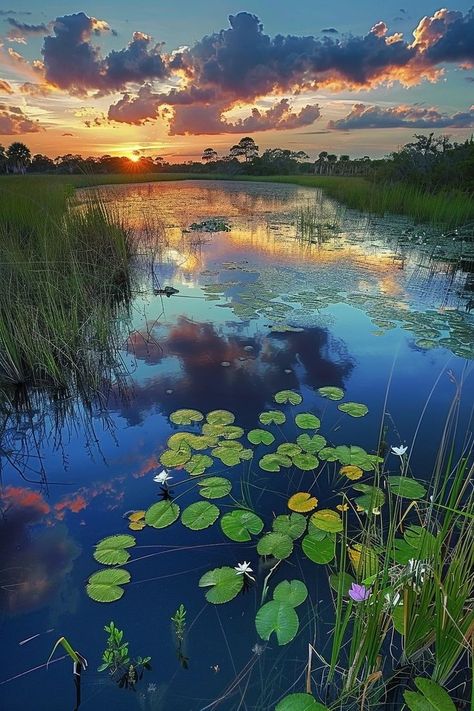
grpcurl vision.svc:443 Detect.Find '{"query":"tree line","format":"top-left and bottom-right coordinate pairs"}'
top-left (1, 134), bottom-right (473, 192)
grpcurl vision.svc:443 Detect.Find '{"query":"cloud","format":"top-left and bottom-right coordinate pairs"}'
top-left (0, 78), bottom-right (14, 94)
top-left (321, 28), bottom-right (339, 34)
top-left (329, 102), bottom-right (474, 129)
top-left (6, 18), bottom-right (51, 43)
top-left (19, 81), bottom-right (53, 96)
top-left (0, 10), bottom-right (32, 16)
top-left (0, 103), bottom-right (44, 134)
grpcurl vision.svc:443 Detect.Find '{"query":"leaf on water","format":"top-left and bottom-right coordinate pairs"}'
top-left (352, 484), bottom-right (385, 512)
top-left (160, 446), bottom-right (191, 468)
top-left (310, 509), bottom-right (343, 533)
top-left (181, 501), bottom-right (220, 530)
top-left (295, 413), bottom-right (321, 430)
top-left (338, 402), bottom-right (369, 418)
top-left (276, 693), bottom-right (329, 710)
top-left (255, 600), bottom-right (299, 645)
top-left (317, 386), bottom-right (344, 401)
top-left (404, 678), bottom-right (457, 711)
top-left (169, 409), bottom-right (204, 425)
top-left (198, 477), bottom-right (232, 499)
top-left (335, 445), bottom-right (382, 471)
top-left (257, 532), bottom-right (293, 559)
top-left (339, 465), bottom-right (363, 480)
top-left (293, 452), bottom-right (319, 471)
top-left (168, 432), bottom-right (216, 451)
top-left (220, 510), bottom-right (264, 542)
top-left (93, 535), bottom-right (136, 566)
top-left (128, 511), bottom-right (145, 522)
top-left (247, 429), bottom-right (275, 446)
top-left (202, 423), bottom-right (244, 440)
top-left (129, 521), bottom-right (146, 531)
top-left (206, 410), bottom-right (235, 425)
top-left (388, 476), bottom-right (427, 500)
top-left (259, 453), bottom-right (292, 472)
top-left (302, 534), bottom-right (335, 564)
top-left (272, 513), bottom-right (307, 540)
top-left (329, 572), bottom-right (355, 596)
top-left (86, 568), bottom-right (131, 603)
top-left (199, 566), bottom-right (244, 604)
top-left (259, 410), bottom-right (286, 425)
top-left (274, 390), bottom-right (303, 405)
top-left (184, 454), bottom-right (213, 475)
top-left (296, 434), bottom-right (327, 454)
top-left (277, 443), bottom-right (302, 457)
top-left (273, 579), bottom-right (308, 607)
top-left (212, 446), bottom-right (252, 466)
top-left (318, 447), bottom-right (339, 462)
top-left (145, 501), bottom-right (180, 529)
top-left (348, 543), bottom-right (379, 577)
top-left (392, 525), bottom-right (436, 565)
top-left (288, 492), bottom-right (318, 513)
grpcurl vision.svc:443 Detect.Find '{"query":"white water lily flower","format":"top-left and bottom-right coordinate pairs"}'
top-left (153, 470), bottom-right (172, 485)
top-left (234, 561), bottom-right (255, 580)
top-left (391, 445), bottom-right (408, 457)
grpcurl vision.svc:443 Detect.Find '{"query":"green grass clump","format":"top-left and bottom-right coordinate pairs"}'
top-left (0, 178), bottom-right (133, 390)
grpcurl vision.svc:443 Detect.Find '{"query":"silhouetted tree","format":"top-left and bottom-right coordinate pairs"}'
top-left (6, 142), bottom-right (31, 174)
top-left (202, 147), bottom-right (218, 162)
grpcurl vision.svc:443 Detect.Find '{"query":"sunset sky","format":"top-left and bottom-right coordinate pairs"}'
top-left (0, 1), bottom-right (473, 161)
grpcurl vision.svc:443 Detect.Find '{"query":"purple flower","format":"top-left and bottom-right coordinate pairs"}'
top-left (348, 583), bottom-right (371, 602)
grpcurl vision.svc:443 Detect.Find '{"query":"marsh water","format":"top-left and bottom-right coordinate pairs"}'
top-left (1, 181), bottom-right (473, 710)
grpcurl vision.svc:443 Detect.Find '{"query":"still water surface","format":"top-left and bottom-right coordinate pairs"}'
top-left (0, 181), bottom-right (472, 709)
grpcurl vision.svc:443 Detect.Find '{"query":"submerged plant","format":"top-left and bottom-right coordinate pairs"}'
top-left (98, 622), bottom-right (151, 690)
top-left (47, 636), bottom-right (88, 711)
top-left (171, 604), bottom-right (189, 669)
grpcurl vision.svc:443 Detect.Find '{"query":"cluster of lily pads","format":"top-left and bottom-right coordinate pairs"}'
top-left (186, 218), bottom-right (231, 233)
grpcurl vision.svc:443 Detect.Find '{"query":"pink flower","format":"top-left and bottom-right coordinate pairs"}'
top-left (348, 583), bottom-right (371, 602)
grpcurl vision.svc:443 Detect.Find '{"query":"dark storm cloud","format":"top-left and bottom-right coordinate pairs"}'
top-left (6, 18), bottom-right (50, 33)
top-left (329, 103), bottom-right (474, 130)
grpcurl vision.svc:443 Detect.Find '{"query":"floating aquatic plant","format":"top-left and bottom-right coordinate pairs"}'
top-left (255, 579), bottom-right (308, 646)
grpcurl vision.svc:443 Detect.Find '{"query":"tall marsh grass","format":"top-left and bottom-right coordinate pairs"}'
top-left (0, 178), bottom-right (133, 391)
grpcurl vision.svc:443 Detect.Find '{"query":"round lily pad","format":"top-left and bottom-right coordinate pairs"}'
top-left (288, 492), bottom-right (318, 513)
top-left (318, 386), bottom-right (344, 401)
top-left (296, 434), bottom-right (327, 453)
top-left (220, 510), bottom-right (264, 541)
top-left (293, 453), bottom-right (319, 471)
top-left (302, 534), bottom-right (335, 564)
top-left (145, 501), bottom-right (180, 529)
top-left (184, 454), bottom-right (213, 475)
top-left (277, 443), bottom-right (302, 457)
top-left (295, 413), bottom-right (321, 430)
top-left (257, 532), bottom-right (293, 559)
top-left (387, 476), bottom-right (426, 500)
top-left (160, 446), bottom-right (191, 467)
top-left (272, 513), bottom-right (307, 540)
top-left (339, 465), bottom-right (363, 480)
top-left (255, 600), bottom-right (299, 645)
top-left (247, 429), bottom-right (275, 446)
top-left (273, 579), bottom-right (308, 607)
top-left (86, 568), bottom-right (131, 603)
top-left (169, 409), bottom-right (204, 425)
top-left (181, 502), bottom-right (219, 530)
top-left (259, 453), bottom-right (292, 472)
top-left (93, 534), bottom-right (136, 566)
top-left (199, 566), bottom-right (244, 604)
top-left (274, 390), bottom-right (303, 405)
top-left (310, 509), bottom-right (343, 533)
top-left (206, 410), bottom-right (235, 425)
top-left (338, 402), bottom-right (368, 418)
top-left (276, 693), bottom-right (329, 710)
top-left (198, 477), bottom-right (232, 499)
top-left (259, 410), bottom-right (286, 425)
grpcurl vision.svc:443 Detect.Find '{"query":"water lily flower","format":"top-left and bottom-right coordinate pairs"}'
top-left (154, 470), bottom-right (172, 485)
top-left (348, 583), bottom-right (371, 602)
top-left (234, 561), bottom-right (255, 581)
top-left (391, 445), bottom-right (408, 457)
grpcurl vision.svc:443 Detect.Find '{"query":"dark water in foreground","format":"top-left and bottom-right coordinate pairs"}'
top-left (0, 181), bottom-right (472, 710)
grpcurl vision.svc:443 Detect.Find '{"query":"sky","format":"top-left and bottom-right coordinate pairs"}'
top-left (0, 1), bottom-right (473, 161)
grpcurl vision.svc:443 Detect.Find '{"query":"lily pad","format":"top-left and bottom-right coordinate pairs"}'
top-left (295, 413), bottom-right (321, 430)
top-left (259, 410), bottom-right (286, 425)
top-left (145, 501), bottom-right (180, 529)
top-left (329, 572), bottom-right (355, 596)
top-left (404, 678), bottom-right (457, 711)
top-left (259, 453), bottom-right (292, 472)
top-left (220, 510), bottom-right (264, 542)
top-left (212, 446), bottom-right (252, 466)
top-left (318, 386), bottom-right (344, 401)
top-left (277, 443), bottom-right (302, 457)
top-left (339, 465), bottom-right (363, 480)
top-left (338, 402), bottom-right (368, 418)
top-left (296, 434), bottom-right (327, 454)
top-left (392, 525), bottom-right (436, 564)
top-left (276, 693), bottom-right (329, 710)
top-left (160, 447), bottom-right (191, 468)
top-left (388, 476), bottom-right (427, 500)
top-left (184, 454), bottom-right (213, 475)
top-left (273, 579), bottom-right (308, 607)
top-left (274, 390), bottom-right (302, 405)
top-left (181, 502), bottom-right (219, 530)
top-left (198, 477), bottom-right (232, 499)
top-left (86, 568), bottom-right (131, 603)
top-left (199, 566), bottom-right (244, 604)
top-left (272, 513), bottom-right (307, 540)
top-left (247, 429), bottom-right (275, 446)
top-left (93, 535), bottom-right (136, 566)
top-left (288, 492), bottom-right (318, 513)
top-left (206, 410), bottom-right (235, 425)
top-left (293, 453), bottom-right (319, 471)
top-left (353, 484), bottom-right (385, 512)
top-left (255, 600), bottom-right (299, 645)
top-left (257, 532), bottom-right (293, 559)
top-left (310, 509), bottom-right (343, 533)
top-left (302, 534), bottom-right (335, 564)
top-left (170, 409), bottom-right (204, 425)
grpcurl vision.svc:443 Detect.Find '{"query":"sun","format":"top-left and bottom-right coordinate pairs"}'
top-left (129, 154), bottom-right (140, 163)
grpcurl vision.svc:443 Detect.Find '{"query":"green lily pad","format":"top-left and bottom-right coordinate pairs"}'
top-left (212, 446), bottom-right (252, 466)
top-left (329, 572), bottom-right (355, 596)
top-left (272, 513), bottom-right (307, 540)
top-left (170, 409), bottom-right (204, 425)
top-left (93, 534), bottom-right (136, 566)
top-left (184, 454), bottom-right (214, 475)
top-left (295, 413), bottom-right (321, 430)
top-left (353, 484), bottom-right (385, 512)
top-left (302, 534), bottom-right (335, 564)
top-left (277, 443), bottom-right (302, 457)
top-left (145, 501), bottom-right (180, 529)
top-left (274, 390), bottom-right (303, 405)
top-left (296, 434), bottom-right (327, 454)
top-left (220, 510), bottom-right (264, 542)
top-left (318, 386), bottom-right (344, 401)
top-left (160, 446), bottom-right (191, 467)
top-left (259, 410), bottom-right (286, 425)
top-left (392, 525), bottom-right (437, 564)
top-left (318, 447), bottom-right (339, 462)
top-left (86, 568), bottom-right (131, 603)
top-left (206, 410), bottom-right (235, 425)
top-left (388, 476), bottom-right (427, 500)
top-left (259, 453), bottom-right (292, 472)
top-left (181, 502), bottom-right (219, 530)
top-left (257, 532), bottom-right (293, 559)
top-left (338, 402), bottom-right (369, 418)
top-left (247, 429), bottom-right (275, 446)
top-left (273, 579), bottom-right (308, 607)
top-left (167, 432), bottom-right (216, 451)
top-left (404, 678), bottom-right (457, 711)
top-left (310, 509), bottom-right (343, 533)
top-left (293, 453), bottom-right (319, 471)
top-left (276, 693), bottom-right (329, 710)
top-left (255, 600), bottom-right (299, 645)
top-left (199, 566), bottom-right (244, 604)
top-left (198, 477), bottom-right (232, 499)
top-left (202, 423), bottom-right (244, 440)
